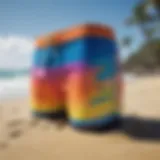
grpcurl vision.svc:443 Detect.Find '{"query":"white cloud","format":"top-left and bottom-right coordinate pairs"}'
top-left (0, 36), bottom-right (35, 69)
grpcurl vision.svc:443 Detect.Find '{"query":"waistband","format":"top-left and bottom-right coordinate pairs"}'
top-left (35, 23), bottom-right (115, 48)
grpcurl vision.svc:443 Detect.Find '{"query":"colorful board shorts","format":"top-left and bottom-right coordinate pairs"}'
top-left (30, 24), bottom-right (122, 128)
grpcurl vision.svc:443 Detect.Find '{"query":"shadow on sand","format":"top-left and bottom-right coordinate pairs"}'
top-left (121, 116), bottom-right (160, 141)
top-left (33, 112), bottom-right (160, 141)
top-left (74, 116), bottom-right (160, 141)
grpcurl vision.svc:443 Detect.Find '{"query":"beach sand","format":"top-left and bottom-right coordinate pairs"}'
top-left (0, 76), bottom-right (160, 160)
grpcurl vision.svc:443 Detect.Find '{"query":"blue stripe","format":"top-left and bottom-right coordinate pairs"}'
top-left (33, 37), bottom-right (117, 67)
top-left (94, 57), bottom-right (117, 80)
top-left (32, 37), bottom-right (118, 79)
top-left (69, 113), bottom-right (120, 128)
top-left (32, 46), bottom-right (62, 68)
top-left (61, 37), bottom-right (117, 65)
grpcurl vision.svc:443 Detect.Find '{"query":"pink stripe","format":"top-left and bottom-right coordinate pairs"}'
top-left (31, 62), bottom-right (96, 78)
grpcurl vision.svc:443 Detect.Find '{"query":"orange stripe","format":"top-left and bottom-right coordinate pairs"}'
top-left (35, 23), bottom-right (115, 48)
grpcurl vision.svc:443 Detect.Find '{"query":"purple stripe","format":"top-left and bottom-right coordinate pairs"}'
top-left (31, 68), bottom-right (65, 79)
top-left (63, 62), bottom-right (87, 70)
top-left (31, 62), bottom-right (96, 79)
top-left (32, 63), bottom-right (92, 73)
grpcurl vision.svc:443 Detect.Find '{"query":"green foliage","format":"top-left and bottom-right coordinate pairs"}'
top-left (126, 0), bottom-right (157, 41)
top-left (150, 0), bottom-right (160, 13)
top-left (123, 0), bottom-right (160, 72)
top-left (124, 39), bottom-right (160, 72)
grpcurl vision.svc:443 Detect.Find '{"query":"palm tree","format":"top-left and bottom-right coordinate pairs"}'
top-left (145, 0), bottom-right (160, 38)
top-left (150, 0), bottom-right (160, 18)
top-left (126, 1), bottom-right (153, 41)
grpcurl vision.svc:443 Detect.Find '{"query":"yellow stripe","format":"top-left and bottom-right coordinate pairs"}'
top-left (31, 106), bottom-right (63, 112)
top-left (88, 81), bottom-right (117, 99)
top-left (30, 100), bottom-right (64, 112)
top-left (67, 101), bottom-right (117, 119)
top-left (30, 99), bottom-right (63, 106)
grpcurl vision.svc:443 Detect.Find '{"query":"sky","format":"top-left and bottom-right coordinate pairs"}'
top-left (0, 0), bottom-right (143, 69)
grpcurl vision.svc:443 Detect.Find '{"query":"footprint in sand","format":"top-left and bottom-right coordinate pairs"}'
top-left (4, 118), bottom-right (40, 141)
top-left (6, 119), bottom-right (24, 139)
top-left (7, 119), bottom-right (24, 128)
top-left (0, 142), bottom-right (8, 150)
top-left (8, 130), bottom-right (22, 139)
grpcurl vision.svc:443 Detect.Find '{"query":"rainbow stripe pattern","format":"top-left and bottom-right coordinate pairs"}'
top-left (31, 24), bottom-right (122, 128)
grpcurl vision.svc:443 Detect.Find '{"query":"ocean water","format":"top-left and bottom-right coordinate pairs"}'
top-left (0, 75), bottom-right (30, 100)
top-left (0, 72), bottom-right (136, 100)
